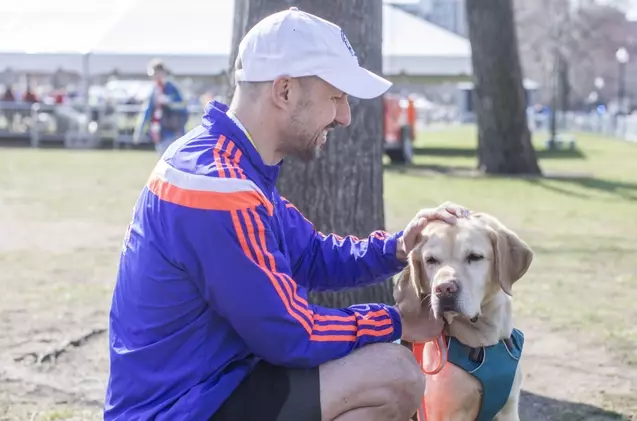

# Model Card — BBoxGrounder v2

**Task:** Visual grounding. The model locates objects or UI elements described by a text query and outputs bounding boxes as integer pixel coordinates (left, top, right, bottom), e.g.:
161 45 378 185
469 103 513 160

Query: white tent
382 3 471 76
0 0 471 77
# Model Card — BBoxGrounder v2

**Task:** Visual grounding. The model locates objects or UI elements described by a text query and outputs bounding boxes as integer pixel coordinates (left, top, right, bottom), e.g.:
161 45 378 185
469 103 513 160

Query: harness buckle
468 347 484 363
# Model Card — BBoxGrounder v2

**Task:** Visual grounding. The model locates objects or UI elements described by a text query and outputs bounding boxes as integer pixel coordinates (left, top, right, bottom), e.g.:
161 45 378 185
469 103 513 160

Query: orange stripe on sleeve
233 146 243 163
147 176 266 211
279 274 309 307
314 309 392 325
220 138 239 179
212 136 271 214
230 210 257 264
358 327 394 337
215 135 247 180
243 209 314 327
309 307 395 342
149 143 272 214
247 207 393 341
247 208 317 324
309 326 394 342
212 141 226 179
310 333 355 342
240 209 267 269
233 210 313 335
313 318 392 332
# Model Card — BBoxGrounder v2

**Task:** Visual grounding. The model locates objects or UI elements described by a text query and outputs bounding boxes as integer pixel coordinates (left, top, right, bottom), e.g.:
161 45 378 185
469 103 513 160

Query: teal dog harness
445 328 524 421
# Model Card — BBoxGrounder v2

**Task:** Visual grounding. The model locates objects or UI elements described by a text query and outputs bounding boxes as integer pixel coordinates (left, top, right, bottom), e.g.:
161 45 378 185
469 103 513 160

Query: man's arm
133 97 153 143
156 168 402 368
280 197 406 292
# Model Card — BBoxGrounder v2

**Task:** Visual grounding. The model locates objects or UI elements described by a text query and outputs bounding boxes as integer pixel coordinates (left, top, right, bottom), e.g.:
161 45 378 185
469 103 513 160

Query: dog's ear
393 236 430 315
488 225 533 296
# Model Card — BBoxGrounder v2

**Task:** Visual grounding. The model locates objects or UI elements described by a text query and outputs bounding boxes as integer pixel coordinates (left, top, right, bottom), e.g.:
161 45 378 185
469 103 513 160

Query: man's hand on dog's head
396 202 471 262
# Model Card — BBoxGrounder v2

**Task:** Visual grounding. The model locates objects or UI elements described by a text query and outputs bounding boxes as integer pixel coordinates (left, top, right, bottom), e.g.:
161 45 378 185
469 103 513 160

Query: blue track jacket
105 101 407 420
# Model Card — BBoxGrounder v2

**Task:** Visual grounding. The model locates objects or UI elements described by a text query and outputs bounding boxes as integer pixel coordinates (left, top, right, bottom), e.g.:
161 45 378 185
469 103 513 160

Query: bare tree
515 0 632 109
466 0 542 174
229 0 394 308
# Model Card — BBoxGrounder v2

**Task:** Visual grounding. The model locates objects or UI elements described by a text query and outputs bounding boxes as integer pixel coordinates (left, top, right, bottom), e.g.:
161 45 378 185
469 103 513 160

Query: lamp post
615 47 629 115
594 77 605 96
593 77 605 132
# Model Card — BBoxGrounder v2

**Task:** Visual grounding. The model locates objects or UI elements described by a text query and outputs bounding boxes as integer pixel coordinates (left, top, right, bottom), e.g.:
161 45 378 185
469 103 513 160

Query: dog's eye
467 253 484 263
425 256 439 265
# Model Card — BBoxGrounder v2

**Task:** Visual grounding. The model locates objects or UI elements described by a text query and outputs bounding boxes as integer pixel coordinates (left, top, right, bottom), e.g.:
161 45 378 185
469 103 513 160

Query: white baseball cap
234 7 392 99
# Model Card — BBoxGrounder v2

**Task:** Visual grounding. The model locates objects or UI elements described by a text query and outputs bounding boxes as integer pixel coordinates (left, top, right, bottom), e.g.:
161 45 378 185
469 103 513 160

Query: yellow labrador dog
395 212 533 421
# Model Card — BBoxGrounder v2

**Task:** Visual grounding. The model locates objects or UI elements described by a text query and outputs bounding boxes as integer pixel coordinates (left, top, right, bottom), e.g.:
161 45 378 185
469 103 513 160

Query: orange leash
412 335 448 421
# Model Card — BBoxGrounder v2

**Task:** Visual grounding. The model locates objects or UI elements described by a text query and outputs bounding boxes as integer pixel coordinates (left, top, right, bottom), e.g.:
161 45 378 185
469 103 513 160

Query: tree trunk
466 0 542 175
229 0 394 308
225 0 249 101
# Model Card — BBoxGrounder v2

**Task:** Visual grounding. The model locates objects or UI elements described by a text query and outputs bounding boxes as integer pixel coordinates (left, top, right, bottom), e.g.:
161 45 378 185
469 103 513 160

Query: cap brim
318 66 392 99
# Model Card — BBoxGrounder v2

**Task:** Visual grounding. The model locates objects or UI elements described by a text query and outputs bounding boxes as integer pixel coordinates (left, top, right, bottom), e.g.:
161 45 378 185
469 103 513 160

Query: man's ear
393 236 429 315
488 225 534 296
271 76 292 108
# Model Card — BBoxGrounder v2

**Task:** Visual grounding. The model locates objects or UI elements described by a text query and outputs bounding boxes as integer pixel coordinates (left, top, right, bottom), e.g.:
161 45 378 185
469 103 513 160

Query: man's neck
228 104 282 166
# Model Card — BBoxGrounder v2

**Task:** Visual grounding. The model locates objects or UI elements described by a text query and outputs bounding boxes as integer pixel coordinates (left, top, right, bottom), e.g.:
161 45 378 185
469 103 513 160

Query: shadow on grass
520 390 630 421
531 245 637 254
384 162 637 201
384 163 476 176
412 146 587 160
525 176 637 201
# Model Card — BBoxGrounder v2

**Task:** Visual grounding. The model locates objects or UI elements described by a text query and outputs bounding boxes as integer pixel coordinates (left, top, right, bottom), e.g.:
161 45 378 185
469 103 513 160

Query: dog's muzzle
433 280 461 314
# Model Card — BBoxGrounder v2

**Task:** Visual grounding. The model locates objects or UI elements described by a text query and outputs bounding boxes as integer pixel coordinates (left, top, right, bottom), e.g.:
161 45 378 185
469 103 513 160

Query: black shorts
209 360 321 421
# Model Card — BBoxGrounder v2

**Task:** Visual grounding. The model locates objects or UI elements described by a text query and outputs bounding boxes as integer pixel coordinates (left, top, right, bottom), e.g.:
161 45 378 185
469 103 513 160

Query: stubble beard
287 107 325 163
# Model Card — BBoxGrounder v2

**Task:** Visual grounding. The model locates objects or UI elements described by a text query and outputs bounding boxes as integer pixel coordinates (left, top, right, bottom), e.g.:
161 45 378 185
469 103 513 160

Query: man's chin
297 146 323 162
291 151 318 163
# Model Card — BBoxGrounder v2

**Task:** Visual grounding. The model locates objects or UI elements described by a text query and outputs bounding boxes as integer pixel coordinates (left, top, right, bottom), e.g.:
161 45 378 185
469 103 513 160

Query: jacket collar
202 100 281 187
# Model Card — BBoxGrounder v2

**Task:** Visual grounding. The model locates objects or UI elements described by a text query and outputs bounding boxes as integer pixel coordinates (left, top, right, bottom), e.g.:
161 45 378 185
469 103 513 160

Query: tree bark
229 0 394 308
466 0 542 175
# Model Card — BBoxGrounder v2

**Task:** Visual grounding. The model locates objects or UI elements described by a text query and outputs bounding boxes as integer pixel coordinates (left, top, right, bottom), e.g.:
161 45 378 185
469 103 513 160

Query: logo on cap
341 30 357 61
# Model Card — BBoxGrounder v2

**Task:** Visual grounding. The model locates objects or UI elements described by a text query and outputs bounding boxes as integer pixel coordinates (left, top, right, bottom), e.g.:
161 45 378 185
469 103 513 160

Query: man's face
153 68 165 84
280 77 352 162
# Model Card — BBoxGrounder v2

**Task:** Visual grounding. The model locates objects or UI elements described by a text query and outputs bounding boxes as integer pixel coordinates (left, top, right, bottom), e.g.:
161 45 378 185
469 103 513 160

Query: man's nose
335 99 351 127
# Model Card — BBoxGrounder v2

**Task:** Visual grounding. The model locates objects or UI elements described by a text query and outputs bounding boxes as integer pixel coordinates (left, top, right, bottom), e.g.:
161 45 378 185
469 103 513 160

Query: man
133 59 188 156
105 8 468 421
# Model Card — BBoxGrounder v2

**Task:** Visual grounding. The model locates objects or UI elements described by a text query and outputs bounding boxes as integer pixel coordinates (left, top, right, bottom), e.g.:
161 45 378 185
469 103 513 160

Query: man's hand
395 303 444 343
396 202 471 261
157 94 171 105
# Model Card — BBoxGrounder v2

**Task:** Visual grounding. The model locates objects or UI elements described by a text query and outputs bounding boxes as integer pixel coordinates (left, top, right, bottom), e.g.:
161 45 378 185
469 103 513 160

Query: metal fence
3 102 637 149
529 111 637 143
0 101 204 149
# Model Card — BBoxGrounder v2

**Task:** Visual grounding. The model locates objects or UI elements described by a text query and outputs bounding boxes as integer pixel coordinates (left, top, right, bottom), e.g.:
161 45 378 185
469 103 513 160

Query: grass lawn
0 125 635 419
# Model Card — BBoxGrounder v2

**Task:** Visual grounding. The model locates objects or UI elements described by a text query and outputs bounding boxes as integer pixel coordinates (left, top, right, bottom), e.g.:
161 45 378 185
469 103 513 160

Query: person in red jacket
105 7 469 421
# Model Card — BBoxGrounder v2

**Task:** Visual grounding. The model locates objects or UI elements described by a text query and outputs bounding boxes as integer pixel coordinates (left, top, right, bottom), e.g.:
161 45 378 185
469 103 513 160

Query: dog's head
394 212 533 324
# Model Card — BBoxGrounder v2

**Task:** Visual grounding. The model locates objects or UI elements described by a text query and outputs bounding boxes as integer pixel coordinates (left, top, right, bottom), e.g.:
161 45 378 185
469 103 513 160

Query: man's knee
379 343 425 412
319 342 424 420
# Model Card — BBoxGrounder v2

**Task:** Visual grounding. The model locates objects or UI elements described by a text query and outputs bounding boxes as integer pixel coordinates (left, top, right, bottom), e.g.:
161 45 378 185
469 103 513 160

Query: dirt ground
1 146 636 420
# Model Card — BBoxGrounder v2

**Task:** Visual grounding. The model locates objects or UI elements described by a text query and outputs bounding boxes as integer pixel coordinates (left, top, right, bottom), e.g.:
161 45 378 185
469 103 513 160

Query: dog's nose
435 280 459 297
